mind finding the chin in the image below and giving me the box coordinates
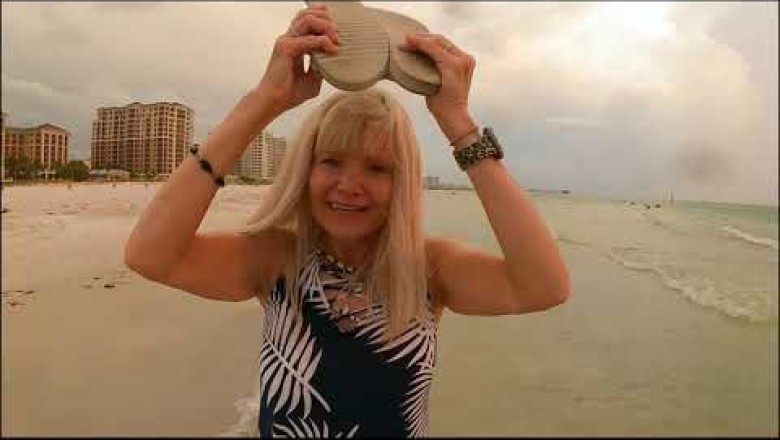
[322,223,382,243]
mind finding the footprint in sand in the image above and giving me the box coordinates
[6,300,25,311]
[80,277,102,290]
[1,289,35,296]
[2,289,36,312]
[80,275,126,290]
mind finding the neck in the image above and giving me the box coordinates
[321,238,374,269]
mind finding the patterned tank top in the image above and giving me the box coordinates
[257,250,438,437]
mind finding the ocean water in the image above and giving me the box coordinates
[4,184,775,435]
[420,190,777,325]
[220,188,778,436]
[546,196,777,324]
[423,190,777,436]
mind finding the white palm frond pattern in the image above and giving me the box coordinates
[257,250,438,438]
[362,314,437,369]
[298,252,330,314]
[259,287,331,418]
[272,419,360,438]
[402,364,435,437]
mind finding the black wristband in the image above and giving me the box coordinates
[189,147,225,187]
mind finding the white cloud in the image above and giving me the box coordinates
[544,117,604,131]
[1,1,776,204]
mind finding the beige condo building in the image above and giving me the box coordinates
[91,102,193,176]
[269,134,287,180]
[2,121,70,176]
[232,131,287,181]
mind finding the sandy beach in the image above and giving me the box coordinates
[2,183,777,436]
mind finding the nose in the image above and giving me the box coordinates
[335,165,364,195]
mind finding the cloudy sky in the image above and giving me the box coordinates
[2,2,777,204]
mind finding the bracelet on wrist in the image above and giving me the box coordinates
[189,147,225,188]
[452,126,505,171]
[448,125,480,147]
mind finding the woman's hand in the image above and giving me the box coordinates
[258,4,339,115]
[400,32,478,144]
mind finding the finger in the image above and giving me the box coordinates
[290,14,338,44]
[281,34,338,57]
[401,32,455,64]
[288,7,334,39]
[426,34,463,56]
[438,36,464,56]
[291,6,332,28]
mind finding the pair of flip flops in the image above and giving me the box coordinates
[304,1,441,96]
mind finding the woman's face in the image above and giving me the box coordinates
[309,140,395,248]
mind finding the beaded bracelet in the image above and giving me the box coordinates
[189,147,225,188]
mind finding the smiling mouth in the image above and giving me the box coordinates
[329,202,368,212]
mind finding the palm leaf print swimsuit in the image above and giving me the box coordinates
[258,250,438,437]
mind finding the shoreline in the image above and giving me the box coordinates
[2,180,776,208]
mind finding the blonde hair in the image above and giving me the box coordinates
[243,89,427,339]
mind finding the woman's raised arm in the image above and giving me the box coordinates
[406,32,570,315]
[124,4,338,302]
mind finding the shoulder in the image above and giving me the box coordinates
[425,236,465,264]
[244,226,296,249]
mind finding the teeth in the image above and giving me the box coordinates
[330,202,363,211]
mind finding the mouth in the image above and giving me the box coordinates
[328,201,369,212]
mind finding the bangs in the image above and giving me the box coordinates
[313,93,399,163]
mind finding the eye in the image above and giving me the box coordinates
[318,157,341,167]
[367,162,393,174]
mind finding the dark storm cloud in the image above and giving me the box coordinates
[675,144,733,184]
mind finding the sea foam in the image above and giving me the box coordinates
[217,395,260,437]
[721,225,778,250]
[606,250,775,324]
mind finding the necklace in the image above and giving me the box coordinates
[315,249,369,333]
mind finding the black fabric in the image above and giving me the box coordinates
[257,261,437,438]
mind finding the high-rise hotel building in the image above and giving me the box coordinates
[2,121,70,171]
[269,134,287,180]
[232,131,287,181]
[91,102,193,176]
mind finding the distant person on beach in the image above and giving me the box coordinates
[124,4,569,437]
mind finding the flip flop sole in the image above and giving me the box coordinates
[372,8,441,96]
[307,2,389,91]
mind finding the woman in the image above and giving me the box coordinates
[125,4,569,437]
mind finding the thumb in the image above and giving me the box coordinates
[402,33,449,64]
[291,34,338,57]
